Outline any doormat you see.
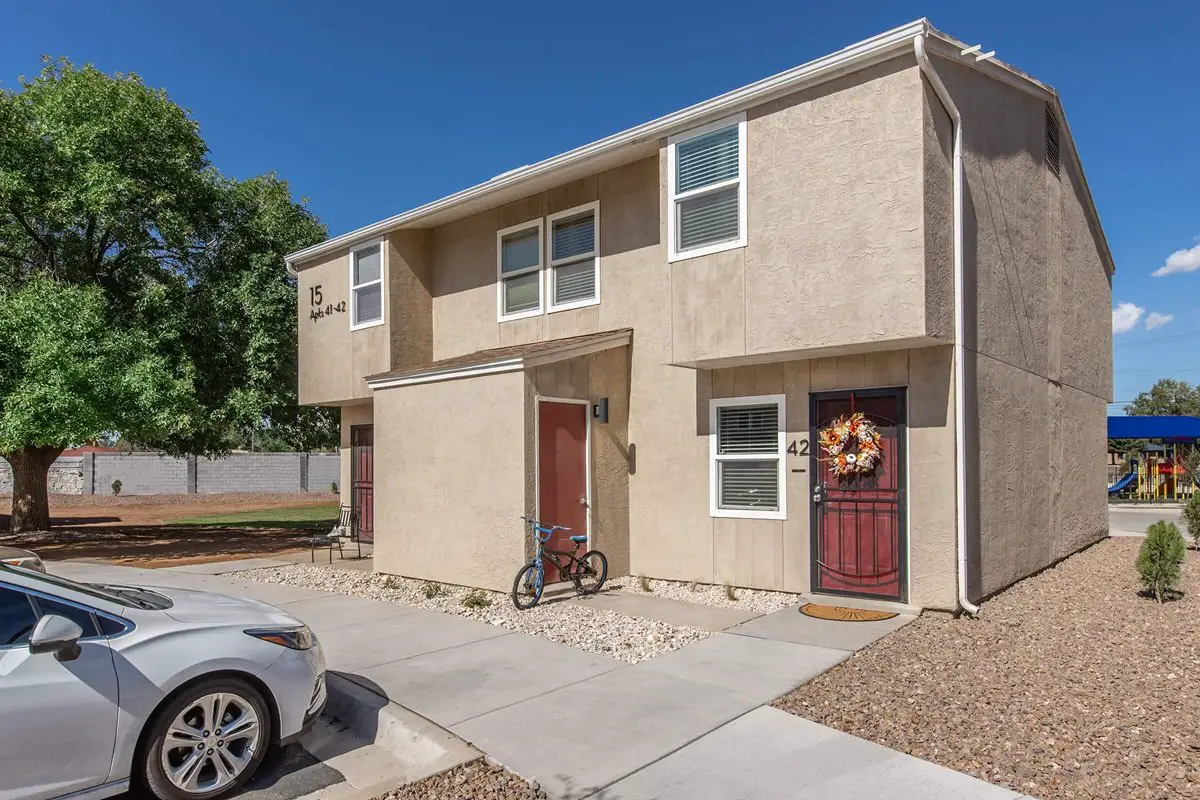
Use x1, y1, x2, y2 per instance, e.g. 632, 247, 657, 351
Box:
799, 603, 897, 622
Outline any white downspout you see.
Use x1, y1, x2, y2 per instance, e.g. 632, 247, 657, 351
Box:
914, 33, 979, 616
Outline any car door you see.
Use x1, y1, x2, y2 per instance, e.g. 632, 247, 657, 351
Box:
0, 583, 120, 800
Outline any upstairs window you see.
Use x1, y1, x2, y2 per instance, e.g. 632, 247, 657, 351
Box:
547, 202, 599, 311
709, 395, 786, 520
667, 113, 747, 262
1045, 103, 1061, 178
350, 242, 384, 329
497, 220, 544, 320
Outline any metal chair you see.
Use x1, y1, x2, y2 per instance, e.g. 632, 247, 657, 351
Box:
311, 505, 354, 563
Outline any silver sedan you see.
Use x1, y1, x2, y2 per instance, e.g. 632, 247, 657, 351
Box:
0, 563, 326, 800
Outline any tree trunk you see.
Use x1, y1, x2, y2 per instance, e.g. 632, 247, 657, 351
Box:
4, 446, 64, 533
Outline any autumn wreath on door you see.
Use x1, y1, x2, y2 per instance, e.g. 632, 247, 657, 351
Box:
817, 412, 883, 479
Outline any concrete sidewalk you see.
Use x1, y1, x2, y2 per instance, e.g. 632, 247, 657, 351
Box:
52, 561, 1033, 800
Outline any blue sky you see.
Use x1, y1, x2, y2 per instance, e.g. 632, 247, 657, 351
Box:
3, 0, 1198, 408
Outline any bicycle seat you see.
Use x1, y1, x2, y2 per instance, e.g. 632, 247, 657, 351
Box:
569, 535, 587, 544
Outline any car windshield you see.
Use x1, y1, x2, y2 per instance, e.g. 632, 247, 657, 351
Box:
0, 562, 141, 608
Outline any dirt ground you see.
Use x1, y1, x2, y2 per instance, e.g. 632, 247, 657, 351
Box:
774, 538, 1200, 800
0, 492, 338, 567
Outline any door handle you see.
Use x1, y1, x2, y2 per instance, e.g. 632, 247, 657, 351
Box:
578, 494, 589, 507
812, 484, 825, 505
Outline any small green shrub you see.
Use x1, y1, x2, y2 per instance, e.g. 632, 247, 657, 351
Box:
111, 479, 122, 496
422, 581, 445, 599
724, 583, 738, 602
1183, 493, 1200, 549
331, 481, 339, 494
1136, 521, 1187, 602
462, 589, 492, 609
638, 575, 652, 592
381, 575, 397, 589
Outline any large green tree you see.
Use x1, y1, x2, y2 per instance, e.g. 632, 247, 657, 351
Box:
0, 58, 328, 532
1126, 379, 1200, 417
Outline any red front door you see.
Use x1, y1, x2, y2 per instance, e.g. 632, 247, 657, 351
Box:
537, 401, 588, 582
811, 389, 906, 601
351, 424, 374, 544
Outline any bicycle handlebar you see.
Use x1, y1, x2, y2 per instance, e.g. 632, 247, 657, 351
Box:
520, 515, 570, 541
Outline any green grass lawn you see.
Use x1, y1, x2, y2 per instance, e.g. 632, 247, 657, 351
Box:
168, 503, 341, 529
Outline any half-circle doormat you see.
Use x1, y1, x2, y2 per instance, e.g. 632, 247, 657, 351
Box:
799, 603, 897, 622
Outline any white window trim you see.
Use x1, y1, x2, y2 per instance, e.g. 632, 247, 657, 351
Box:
349, 238, 386, 331
666, 112, 748, 263
496, 219, 544, 322
709, 393, 786, 520
545, 201, 600, 313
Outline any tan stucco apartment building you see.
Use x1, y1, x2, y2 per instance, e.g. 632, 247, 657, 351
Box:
287, 20, 1113, 612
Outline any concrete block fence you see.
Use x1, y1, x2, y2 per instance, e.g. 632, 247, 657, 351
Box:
0, 452, 339, 496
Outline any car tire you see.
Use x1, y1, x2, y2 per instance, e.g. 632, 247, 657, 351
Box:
140, 677, 272, 800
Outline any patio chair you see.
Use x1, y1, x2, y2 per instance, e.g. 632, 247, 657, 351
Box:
311, 505, 354, 563
348, 509, 372, 559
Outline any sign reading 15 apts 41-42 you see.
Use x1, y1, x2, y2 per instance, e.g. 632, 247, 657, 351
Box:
307, 285, 346, 322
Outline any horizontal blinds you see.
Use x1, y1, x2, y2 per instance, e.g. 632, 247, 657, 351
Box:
552, 213, 595, 261
501, 228, 540, 274
676, 125, 739, 194
553, 259, 596, 305
354, 283, 382, 324
678, 187, 739, 251
717, 404, 778, 454
503, 272, 540, 314
718, 460, 779, 511
353, 245, 381, 285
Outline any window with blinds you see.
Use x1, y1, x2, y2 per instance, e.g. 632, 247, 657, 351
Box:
497, 221, 543, 319
710, 396, 785, 519
548, 203, 599, 310
350, 243, 383, 328
668, 113, 746, 262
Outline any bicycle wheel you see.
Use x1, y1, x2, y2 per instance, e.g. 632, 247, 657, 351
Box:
512, 563, 544, 610
574, 550, 608, 595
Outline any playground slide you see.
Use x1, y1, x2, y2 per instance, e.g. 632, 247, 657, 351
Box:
1107, 471, 1136, 495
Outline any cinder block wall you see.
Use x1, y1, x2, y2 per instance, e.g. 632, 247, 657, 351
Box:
94, 453, 190, 495
196, 453, 301, 494
308, 454, 340, 493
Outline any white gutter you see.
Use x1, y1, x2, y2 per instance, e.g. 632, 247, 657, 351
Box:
914, 33, 979, 616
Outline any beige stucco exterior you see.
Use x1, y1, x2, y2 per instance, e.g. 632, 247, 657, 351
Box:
292, 40, 1112, 611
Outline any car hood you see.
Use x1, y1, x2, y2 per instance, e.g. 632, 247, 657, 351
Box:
150, 586, 301, 627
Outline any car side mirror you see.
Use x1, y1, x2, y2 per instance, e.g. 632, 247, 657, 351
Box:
29, 615, 83, 662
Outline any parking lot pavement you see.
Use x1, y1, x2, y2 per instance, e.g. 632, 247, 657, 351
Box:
1108, 504, 1183, 536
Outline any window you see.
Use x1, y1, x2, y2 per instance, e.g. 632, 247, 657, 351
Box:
1045, 103, 1061, 178
709, 395, 786, 520
350, 242, 384, 329
667, 113, 747, 262
547, 203, 599, 311
0, 586, 37, 647
497, 220, 544, 320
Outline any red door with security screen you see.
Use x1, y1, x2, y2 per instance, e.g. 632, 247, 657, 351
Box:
351, 425, 374, 544
811, 389, 906, 601
537, 401, 588, 582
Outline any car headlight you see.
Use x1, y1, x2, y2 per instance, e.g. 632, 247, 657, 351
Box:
244, 625, 316, 650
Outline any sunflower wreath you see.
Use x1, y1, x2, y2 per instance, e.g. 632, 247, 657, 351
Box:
817, 412, 883, 478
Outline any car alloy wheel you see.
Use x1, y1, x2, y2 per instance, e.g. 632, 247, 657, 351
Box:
159, 692, 262, 794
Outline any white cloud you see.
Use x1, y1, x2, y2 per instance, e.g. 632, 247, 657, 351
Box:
1112, 302, 1144, 334
1152, 241, 1200, 277
1145, 312, 1174, 330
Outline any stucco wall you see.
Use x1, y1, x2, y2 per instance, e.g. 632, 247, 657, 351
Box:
372, 371, 527, 591
932, 56, 1111, 599
527, 347, 632, 579
296, 249, 390, 406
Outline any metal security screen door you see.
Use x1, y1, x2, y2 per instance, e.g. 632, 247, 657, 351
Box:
350, 424, 374, 544
810, 388, 907, 602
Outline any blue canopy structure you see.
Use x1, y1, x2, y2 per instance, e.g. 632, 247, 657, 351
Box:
1107, 415, 1200, 441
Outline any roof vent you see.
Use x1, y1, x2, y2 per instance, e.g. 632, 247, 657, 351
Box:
1045, 104, 1061, 178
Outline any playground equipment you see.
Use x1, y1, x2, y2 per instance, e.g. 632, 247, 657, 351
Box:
1107, 415, 1200, 503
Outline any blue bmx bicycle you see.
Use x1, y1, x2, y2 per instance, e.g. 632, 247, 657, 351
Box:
511, 515, 608, 610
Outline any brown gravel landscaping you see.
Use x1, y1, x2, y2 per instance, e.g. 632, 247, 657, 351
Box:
773, 537, 1200, 800
380, 759, 547, 800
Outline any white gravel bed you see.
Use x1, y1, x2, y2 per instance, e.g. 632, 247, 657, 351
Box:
608, 574, 799, 614
237, 565, 710, 663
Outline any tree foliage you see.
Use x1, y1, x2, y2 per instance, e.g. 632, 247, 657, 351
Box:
0, 58, 330, 530
1126, 379, 1200, 417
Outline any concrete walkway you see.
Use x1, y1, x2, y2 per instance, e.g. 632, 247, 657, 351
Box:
52, 560, 1033, 800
